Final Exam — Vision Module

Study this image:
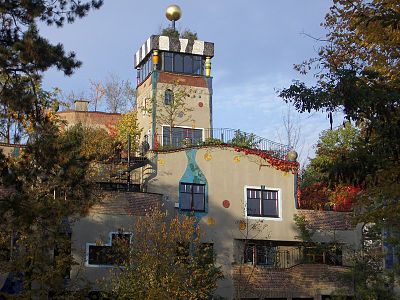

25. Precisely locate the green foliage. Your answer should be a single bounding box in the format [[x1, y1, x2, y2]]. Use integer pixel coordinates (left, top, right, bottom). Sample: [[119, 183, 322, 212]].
[[115, 110, 142, 154], [230, 130, 260, 149], [108, 208, 223, 299], [161, 27, 180, 39], [280, 0, 400, 262], [301, 123, 362, 188], [1, 1, 102, 126], [180, 29, 198, 40], [203, 137, 224, 146], [0, 121, 95, 297], [160, 27, 198, 40]]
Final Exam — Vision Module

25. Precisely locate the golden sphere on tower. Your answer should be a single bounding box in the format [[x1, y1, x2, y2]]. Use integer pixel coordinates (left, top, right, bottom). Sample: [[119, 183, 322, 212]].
[[166, 4, 182, 21]]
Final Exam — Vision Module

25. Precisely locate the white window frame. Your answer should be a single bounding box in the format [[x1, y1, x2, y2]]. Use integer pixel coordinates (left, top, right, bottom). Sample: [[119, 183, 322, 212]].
[[243, 185, 282, 221], [161, 125, 205, 146], [85, 231, 132, 268]]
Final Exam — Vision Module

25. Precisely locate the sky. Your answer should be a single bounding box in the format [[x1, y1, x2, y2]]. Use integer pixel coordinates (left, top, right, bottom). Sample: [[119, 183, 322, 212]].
[[40, 0, 341, 165]]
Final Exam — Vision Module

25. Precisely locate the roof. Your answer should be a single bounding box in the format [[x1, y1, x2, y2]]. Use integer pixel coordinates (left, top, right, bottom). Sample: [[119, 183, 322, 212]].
[[134, 35, 214, 68], [297, 210, 354, 231], [90, 191, 163, 216]]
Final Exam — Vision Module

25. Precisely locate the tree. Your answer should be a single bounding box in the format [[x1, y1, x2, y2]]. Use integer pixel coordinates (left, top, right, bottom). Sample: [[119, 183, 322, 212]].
[[145, 82, 193, 147], [0, 120, 97, 298], [115, 110, 142, 154], [279, 0, 400, 245], [0, 0, 102, 126], [230, 130, 260, 149], [108, 207, 223, 300], [89, 80, 106, 112], [103, 74, 136, 113], [279, 1, 400, 294]]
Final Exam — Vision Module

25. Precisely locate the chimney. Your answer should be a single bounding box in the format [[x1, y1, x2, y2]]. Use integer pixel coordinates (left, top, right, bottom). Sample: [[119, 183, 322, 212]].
[[74, 100, 90, 111]]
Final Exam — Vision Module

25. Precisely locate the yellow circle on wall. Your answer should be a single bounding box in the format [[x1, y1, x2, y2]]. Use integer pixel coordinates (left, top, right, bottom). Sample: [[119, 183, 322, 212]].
[[207, 217, 215, 225], [233, 155, 241, 163], [158, 158, 165, 166], [239, 220, 246, 231], [204, 152, 212, 161]]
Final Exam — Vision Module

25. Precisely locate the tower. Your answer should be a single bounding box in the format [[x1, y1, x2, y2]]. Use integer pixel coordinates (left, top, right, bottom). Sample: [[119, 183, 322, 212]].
[[134, 5, 214, 148]]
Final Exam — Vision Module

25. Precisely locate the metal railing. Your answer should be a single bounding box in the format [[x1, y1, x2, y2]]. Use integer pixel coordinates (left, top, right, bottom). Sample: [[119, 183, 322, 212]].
[[153, 128, 290, 159]]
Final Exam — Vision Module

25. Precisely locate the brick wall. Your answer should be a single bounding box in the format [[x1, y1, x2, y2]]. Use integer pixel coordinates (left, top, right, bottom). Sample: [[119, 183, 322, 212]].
[[90, 191, 162, 216], [233, 263, 353, 299], [158, 72, 208, 88]]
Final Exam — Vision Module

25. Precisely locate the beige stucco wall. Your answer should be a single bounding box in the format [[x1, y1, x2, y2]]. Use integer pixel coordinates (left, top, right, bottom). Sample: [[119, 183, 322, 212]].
[[144, 146, 360, 298], [71, 213, 136, 289], [136, 73, 211, 147], [136, 75, 153, 142]]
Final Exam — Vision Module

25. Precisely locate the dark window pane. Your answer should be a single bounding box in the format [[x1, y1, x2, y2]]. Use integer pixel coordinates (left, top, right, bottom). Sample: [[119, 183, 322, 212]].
[[193, 56, 203, 75], [174, 54, 184, 73], [193, 193, 205, 211], [262, 199, 278, 217], [164, 52, 173, 72], [247, 198, 260, 216], [181, 193, 191, 210], [184, 55, 193, 73], [88, 245, 114, 265]]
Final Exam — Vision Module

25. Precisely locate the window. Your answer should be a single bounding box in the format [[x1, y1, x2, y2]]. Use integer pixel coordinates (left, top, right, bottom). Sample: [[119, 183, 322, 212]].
[[164, 52, 173, 72], [162, 126, 203, 147], [193, 56, 203, 75], [160, 52, 204, 75], [180, 183, 205, 211], [246, 188, 279, 218], [164, 89, 174, 105], [87, 232, 131, 266], [184, 55, 193, 73], [245, 242, 277, 266], [303, 244, 343, 266]]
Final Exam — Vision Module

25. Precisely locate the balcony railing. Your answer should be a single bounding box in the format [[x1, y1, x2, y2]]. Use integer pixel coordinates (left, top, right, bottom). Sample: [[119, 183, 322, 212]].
[[153, 128, 291, 160]]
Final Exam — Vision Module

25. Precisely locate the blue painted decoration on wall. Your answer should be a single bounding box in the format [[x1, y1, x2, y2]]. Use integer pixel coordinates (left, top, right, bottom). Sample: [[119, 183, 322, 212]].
[[179, 149, 208, 218]]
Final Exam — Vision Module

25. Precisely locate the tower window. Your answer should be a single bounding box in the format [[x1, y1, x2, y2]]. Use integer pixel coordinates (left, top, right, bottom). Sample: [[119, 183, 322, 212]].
[[174, 54, 184, 73], [164, 52, 173, 72], [164, 89, 174, 105], [184, 55, 193, 73], [193, 56, 203, 75]]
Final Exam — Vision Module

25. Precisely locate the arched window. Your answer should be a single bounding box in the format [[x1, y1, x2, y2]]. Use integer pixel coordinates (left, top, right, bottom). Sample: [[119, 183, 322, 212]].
[[165, 89, 174, 105]]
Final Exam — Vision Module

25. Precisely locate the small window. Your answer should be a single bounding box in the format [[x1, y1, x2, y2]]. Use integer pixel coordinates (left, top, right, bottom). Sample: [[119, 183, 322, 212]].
[[164, 52, 173, 72], [183, 55, 193, 74], [244, 242, 276, 266], [174, 54, 184, 73], [246, 188, 279, 218], [180, 183, 205, 212], [87, 233, 131, 266], [164, 89, 174, 105]]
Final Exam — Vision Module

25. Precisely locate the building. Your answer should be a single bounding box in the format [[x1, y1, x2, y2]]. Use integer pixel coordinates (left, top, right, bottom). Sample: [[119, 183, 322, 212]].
[[69, 24, 362, 299]]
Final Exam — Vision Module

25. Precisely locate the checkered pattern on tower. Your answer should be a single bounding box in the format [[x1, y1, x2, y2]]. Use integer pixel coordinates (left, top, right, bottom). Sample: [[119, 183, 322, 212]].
[[134, 35, 214, 68]]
